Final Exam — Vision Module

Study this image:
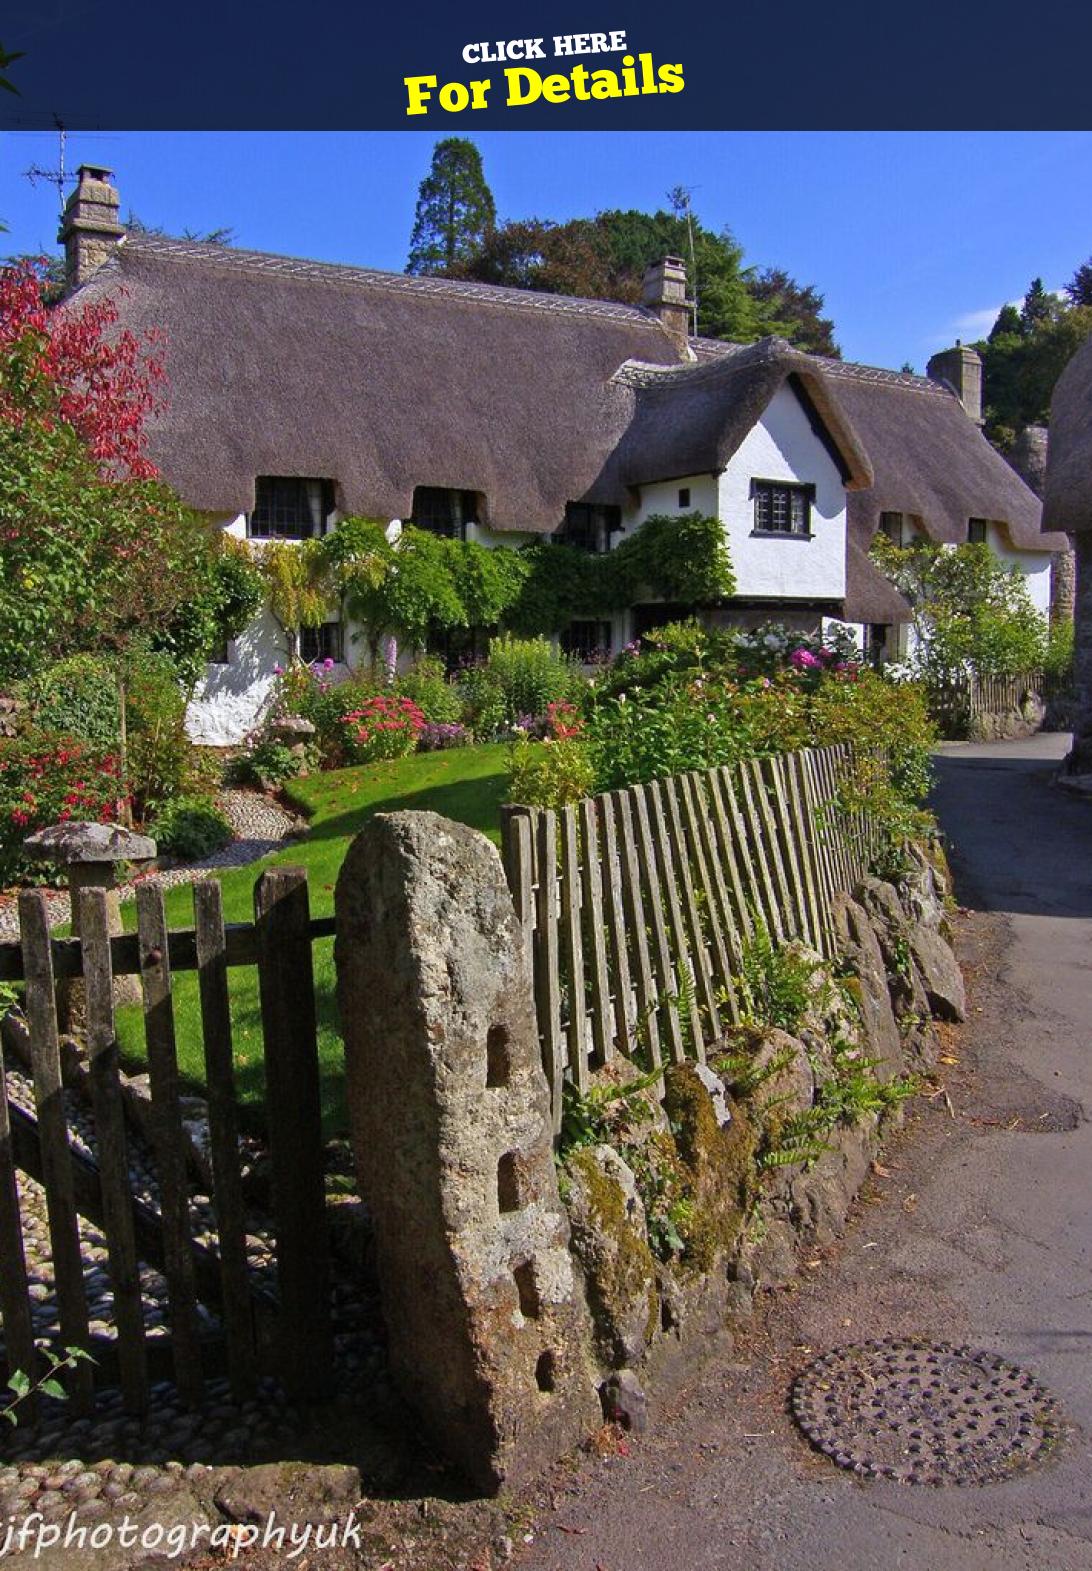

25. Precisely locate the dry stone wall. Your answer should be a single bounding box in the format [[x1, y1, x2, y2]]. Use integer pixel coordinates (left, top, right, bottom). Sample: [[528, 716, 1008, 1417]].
[[333, 811, 963, 1488]]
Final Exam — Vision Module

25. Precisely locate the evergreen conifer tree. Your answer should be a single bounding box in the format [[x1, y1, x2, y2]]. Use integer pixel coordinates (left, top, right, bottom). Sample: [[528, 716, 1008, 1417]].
[[406, 138, 496, 275]]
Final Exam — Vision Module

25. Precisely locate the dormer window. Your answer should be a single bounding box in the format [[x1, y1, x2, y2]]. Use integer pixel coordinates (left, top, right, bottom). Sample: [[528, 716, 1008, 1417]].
[[249, 477, 334, 539], [968, 518, 988, 545], [752, 481, 814, 537], [411, 487, 478, 540], [556, 502, 619, 554]]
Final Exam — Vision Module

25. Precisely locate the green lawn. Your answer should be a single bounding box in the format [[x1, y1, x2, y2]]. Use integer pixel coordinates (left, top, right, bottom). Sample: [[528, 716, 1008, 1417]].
[[116, 743, 510, 1135]]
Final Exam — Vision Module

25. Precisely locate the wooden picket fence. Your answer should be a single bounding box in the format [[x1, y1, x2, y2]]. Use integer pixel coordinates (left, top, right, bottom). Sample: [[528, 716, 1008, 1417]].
[[501, 743, 879, 1132], [927, 670, 1044, 738], [0, 869, 334, 1420]]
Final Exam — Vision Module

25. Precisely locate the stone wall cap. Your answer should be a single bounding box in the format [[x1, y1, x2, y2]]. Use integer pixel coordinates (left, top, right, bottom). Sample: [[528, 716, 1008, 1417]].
[[24, 820, 157, 864]]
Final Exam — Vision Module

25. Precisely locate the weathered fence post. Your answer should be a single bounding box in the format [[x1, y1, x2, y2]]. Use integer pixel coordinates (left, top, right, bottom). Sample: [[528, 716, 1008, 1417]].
[[334, 811, 597, 1493], [18, 892, 94, 1411], [254, 867, 333, 1402], [80, 888, 149, 1415], [0, 1036, 36, 1419]]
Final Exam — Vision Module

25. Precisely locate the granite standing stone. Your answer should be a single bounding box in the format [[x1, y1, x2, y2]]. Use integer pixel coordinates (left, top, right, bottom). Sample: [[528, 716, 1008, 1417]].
[[334, 811, 597, 1493]]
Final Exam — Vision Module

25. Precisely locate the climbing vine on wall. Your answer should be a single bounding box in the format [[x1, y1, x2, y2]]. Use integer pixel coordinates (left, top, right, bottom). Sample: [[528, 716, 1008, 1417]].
[[506, 512, 735, 634], [267, 511, 735, 652], [335, 512, 734, 647]]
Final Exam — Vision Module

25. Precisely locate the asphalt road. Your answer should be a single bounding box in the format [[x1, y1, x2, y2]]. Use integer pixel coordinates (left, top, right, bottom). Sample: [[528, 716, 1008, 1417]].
[[513, 734, 1092, 1571]]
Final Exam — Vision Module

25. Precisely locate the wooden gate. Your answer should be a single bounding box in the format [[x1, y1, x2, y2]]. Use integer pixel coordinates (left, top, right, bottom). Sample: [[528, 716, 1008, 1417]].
[[0, 869, 334, 1421]]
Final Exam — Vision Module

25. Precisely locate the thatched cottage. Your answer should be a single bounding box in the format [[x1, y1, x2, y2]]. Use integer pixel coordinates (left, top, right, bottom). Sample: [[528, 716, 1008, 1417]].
[[59, 165, 1068, 743], [1044, 333, 1092, 771]]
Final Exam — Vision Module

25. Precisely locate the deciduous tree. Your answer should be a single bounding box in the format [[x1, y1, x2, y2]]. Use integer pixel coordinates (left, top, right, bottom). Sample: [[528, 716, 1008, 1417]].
[[0, 263, 250, 810]]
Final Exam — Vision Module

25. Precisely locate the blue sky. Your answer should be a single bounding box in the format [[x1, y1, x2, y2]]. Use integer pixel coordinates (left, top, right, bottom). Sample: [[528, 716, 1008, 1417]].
[[3, 130, 1090, 369]]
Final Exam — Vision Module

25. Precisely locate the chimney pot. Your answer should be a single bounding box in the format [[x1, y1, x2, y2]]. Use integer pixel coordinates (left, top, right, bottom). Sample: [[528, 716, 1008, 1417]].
[[58, 164, 125, 292]]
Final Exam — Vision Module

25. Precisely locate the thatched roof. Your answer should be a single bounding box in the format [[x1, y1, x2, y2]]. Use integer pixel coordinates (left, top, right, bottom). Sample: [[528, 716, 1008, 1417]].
[[78, 234, 684, 532], [75, 238, 868, 536], [691, 337, 1065, 626], [600, 339, 872, 493], [842, 542, 918, 625], [78, 234, 1065, 611], [1044, 334, 1092, 535]]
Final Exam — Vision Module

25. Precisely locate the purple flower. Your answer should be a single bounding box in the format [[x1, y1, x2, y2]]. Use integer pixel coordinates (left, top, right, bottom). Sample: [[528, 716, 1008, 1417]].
[[789, 648, 821, 670], [419, 721, 469, 752], [323, 657, 335, 671], [272, 663, 284, 676]]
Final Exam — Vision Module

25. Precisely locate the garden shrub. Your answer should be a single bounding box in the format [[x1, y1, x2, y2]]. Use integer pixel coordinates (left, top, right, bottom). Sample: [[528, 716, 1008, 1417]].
[[506, 737, 595, 811], [472, 635, 584, 727], [0, 729, 123, 886], [340, 694, 425, 764], [594, 620, 715, 699], [150, 795, 232, 861], [17, 647, 206, 819], [18, 654, 120, 749], [124, 650, 200, 816], [273, 662, 381, 766], [586, 677, 760, 790], [807, 667, 935, 804], [453, 661, 509, 739], [394, 656, 462, 724], [871, 537, 1049, 681], [1044, 618, 1074, 684], [227, 737, 305, 790]]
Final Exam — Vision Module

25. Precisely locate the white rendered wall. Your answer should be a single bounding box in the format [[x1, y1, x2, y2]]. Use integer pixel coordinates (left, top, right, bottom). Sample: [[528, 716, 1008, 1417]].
[[987, 523, 1053, 619], [186, 515, 358, 745], [717, 384, 847, 602], [187, 604, 286, 746], [627, 474, 720, 528]]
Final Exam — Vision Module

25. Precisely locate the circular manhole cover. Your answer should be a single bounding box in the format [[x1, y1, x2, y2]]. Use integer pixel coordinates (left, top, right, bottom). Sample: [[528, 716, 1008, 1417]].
[[791, 1337, 1063, 1485]]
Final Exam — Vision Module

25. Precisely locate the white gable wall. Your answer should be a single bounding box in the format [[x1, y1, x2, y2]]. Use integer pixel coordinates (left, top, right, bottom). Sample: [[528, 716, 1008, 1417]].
[[718, 383, 847, 602]]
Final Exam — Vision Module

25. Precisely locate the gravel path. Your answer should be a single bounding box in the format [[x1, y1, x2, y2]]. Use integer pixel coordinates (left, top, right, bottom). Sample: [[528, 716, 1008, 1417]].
[[0, 790, 302, 938]]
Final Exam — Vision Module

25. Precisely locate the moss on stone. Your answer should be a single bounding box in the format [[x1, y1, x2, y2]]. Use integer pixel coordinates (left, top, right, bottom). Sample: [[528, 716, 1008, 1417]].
[[564, 1147, 659, 1363], [662, 1064, 757, 1277]]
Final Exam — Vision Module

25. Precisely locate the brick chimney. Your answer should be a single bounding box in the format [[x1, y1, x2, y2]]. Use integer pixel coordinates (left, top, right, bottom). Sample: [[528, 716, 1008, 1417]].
[[926, 341, 984, 426], [58, 165, 125, 291], [641, 256, 692, 356]]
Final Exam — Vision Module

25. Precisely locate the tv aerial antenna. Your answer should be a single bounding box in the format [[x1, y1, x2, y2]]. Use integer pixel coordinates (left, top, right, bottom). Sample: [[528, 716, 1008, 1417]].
[[24, 116, 77, 214], [668, 184, 700, 337]]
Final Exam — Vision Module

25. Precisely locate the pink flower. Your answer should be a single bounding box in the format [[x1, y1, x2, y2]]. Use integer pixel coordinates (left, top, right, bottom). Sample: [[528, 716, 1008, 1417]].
[[789, 648, 821, 670], [323, 657, 335, 670]]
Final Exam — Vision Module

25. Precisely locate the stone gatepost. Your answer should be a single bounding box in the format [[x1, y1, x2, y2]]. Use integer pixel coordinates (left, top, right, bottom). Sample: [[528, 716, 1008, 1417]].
[[334, 811, 597, 1493]]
